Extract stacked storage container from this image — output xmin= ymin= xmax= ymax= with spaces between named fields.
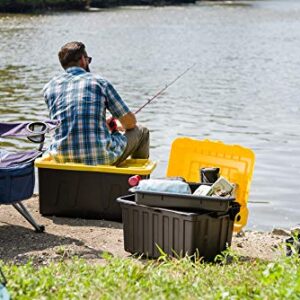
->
xmin=118 ymin=138 xmax=255 ymax=261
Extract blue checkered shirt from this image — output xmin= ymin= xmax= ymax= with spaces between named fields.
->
xmin=43 ymin=67 xmax=130 ymax=165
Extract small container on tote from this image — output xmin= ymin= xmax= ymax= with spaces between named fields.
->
xmin=128 ymin=175 xmax=142 ymax=187
xmin=200 ymin=167 xmax=220 ymax=183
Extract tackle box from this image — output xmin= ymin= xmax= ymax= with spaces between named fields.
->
xmin=135 ymin=183 xmax=235 ymax=213
xmin=35 ymin=156 xmax=156 ymax=221
xmin=166 ymin=138 xmax=255 ymax=232
xmin=117 ymin=195 xmax=240 ymax=260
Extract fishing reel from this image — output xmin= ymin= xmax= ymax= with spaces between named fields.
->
xmin=108 ymin=117 xmax=118 ymax=133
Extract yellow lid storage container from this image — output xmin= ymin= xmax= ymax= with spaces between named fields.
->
xmin=35 ymin=156 xmax=156 ymax=221
xmin=166 ymin=138 xmax=255 ymax=232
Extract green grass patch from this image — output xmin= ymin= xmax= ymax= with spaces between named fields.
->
xmin=2 ymin=253 xmax=300 ymax=299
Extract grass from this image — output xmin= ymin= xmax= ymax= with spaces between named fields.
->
xmin=1 ymin=252 xmax=300 ymax=300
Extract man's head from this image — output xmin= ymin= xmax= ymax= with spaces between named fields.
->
xmin=58 ymin=41 xmax=91 ymax=72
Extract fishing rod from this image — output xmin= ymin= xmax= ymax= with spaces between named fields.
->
xmin=134 ymin=63 xmax=196 ymax=114
xmin=108 ymin=63 xmax=196 ymax=131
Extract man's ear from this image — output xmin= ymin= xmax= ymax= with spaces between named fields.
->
xmin=78 ymin=55 xmax=85 ymax=68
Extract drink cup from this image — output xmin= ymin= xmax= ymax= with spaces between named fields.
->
xmin=200 ymin=168 xmax=220 ymax=183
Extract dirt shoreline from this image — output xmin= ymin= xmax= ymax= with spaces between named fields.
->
xmin=0 ymin=196 xmax=288 ymax=265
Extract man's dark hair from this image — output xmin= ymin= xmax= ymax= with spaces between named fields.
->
xmin=58 ymin=41 xmax=87 ymax=69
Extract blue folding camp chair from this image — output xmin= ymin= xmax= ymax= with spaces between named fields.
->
xmin=0 ymin=120 xmax=59 ymax=232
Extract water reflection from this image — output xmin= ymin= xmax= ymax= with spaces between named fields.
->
xmin=199 ymin=0 xmax=255 ymax=8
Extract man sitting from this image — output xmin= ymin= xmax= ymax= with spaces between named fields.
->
xmin=43 ymin=41 xmax=149 ymax=166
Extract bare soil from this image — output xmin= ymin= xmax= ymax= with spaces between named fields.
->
xmin=0 ymin=196 xmax=288 ymax=265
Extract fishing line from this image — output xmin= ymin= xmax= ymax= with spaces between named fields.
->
xmin=108 ymin=63 xmax=196 ymax=131
xmin=134 ymin=63 xmax=196 ymax=114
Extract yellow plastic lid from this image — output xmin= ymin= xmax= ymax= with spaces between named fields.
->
xmin=35 ymin=156 xmax=156 ymax=175
xmin=166 ymin=138 xmax=255 ymax=232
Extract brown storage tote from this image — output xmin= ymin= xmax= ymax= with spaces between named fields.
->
xmin=117 ymin=195 xmax=239 ymax=261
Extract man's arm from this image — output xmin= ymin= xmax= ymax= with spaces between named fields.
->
xmin=103 ymin=80 xmax=137 ymax=130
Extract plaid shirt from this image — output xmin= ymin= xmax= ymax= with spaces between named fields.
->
xmin=43 ymin=67 xmax=130 ymax=165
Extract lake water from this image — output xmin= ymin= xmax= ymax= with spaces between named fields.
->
xmin=0 ymin=0 xmax=299 ymax=230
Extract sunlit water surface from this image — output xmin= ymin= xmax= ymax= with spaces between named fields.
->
xmin=0 ymin=0 xmax=299 ymax=230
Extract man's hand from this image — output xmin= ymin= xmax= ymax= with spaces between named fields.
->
xmin=107 ymin=112 xmax=136 ymax=133
xmin=106 ymin=117 xmax=125 ymax=132
xmin=119 ymin=112 xmax=136 ymax=130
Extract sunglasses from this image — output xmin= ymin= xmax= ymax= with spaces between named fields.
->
xmin=85 ymin=56 xmax=92 ymax=64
